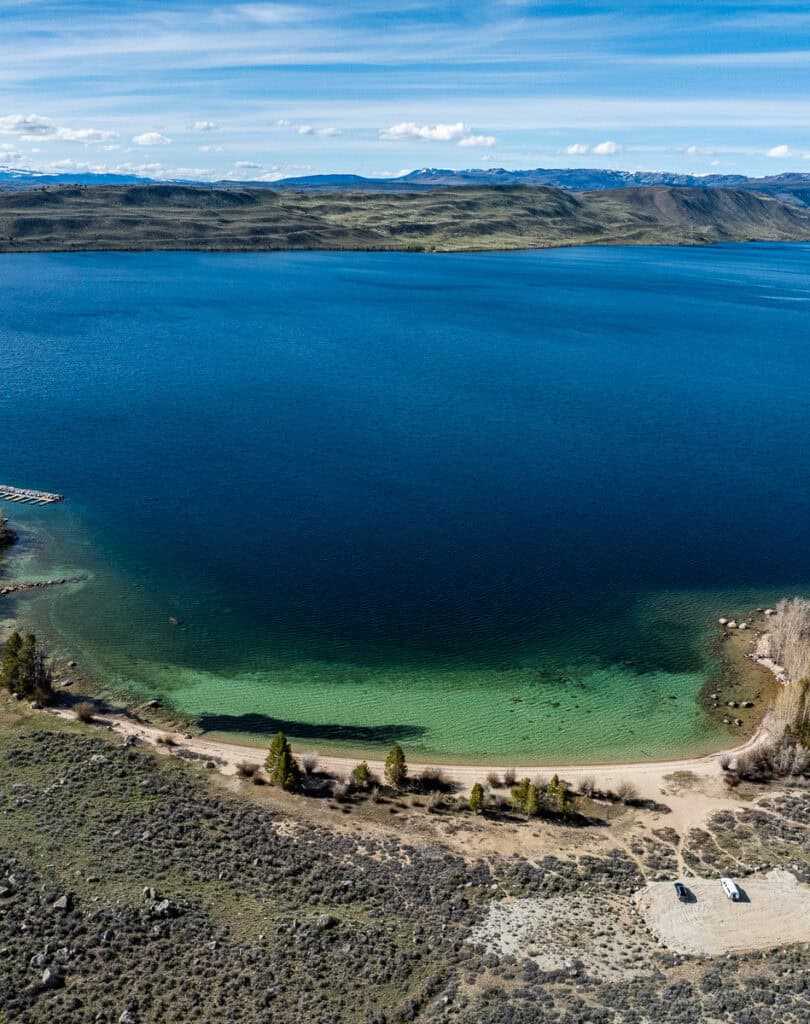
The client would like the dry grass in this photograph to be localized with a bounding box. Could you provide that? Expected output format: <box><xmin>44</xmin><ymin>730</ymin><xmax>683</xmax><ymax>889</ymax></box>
<box><xmin>770</xmin><ymin>598</ymin><xmax>810</xmax><ymax>684</ymax></box>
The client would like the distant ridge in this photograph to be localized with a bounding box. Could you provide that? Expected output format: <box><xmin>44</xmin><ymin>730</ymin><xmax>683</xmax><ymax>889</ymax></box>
<box><xmin>4</xmin><ymin>165</ymin><xmax>810</xmax><ymax>206</ymax></box>
<box><xmin>2</xmin><ymin>183</ymin><xmax>810</xmax><ymax>253</ymax></box>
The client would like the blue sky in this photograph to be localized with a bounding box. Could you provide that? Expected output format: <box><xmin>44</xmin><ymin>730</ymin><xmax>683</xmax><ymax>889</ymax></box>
<box><xmin>2</xmin><ymin>0</ymin><xmax>810</xmax><ymax>180</ymax></box>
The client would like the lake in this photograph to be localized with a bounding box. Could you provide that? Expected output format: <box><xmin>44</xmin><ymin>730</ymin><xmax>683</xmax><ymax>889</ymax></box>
<box><xmin>1</xmin><ymin>245</ymin><xmax>809</xmax><ymax>761</ymax></box>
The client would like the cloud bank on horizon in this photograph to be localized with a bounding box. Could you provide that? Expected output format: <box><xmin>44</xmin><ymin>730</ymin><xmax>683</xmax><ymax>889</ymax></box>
<box><xmin>1</xmin><ymin>0</ymin><xmax>810</xmax><ymax>182</ymax></box>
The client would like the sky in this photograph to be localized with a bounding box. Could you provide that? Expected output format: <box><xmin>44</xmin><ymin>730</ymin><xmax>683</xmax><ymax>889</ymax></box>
<box><xmin>1</xmin><ymin>0</ymin><xmax>810</xmax><ymax>181</ymax></box>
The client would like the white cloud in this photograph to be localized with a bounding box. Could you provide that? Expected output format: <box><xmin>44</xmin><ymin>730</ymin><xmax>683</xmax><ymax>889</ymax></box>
<box><xmin>457</xmin><ymin>134</ymin><xmax>495</xmax><ymax>147</ymax></box>
<box><xmin>0</xmin><ymin>113</ymin><xmax>53</xmax><ymax>136</ymax></box>
<box><xmin>297</xmin><ymin>124</ymin><xmax>341</xmax><ymax>137</ymax></box>
<box><xmin>592</xmin><ymin>140</ymin><xmax>622</xmax><ymax>155</ymax></box>
<box><xmin>380</xmin><ymin>121</ymin><xmax>468</xmax><ymax>142</ymax></box>
<box><xmin>685</xmin><ymin>144</ymin><xmax>714</xmax><ymax>155</ymax></box>
<box><xmin>193</xmin><ymin>120</ymin><xmax>218</xmax><ymax>132</ymax></box>
<box><xmin>233</xmin><ymin>160</ymin><xmax>262</xmax><ymax>168</ymax></box>
<box><xmin>565</xmin><ymin>143</ymin><xmax>589</xmax><ymax>154</ymax></box>
<box><xmin>199</xmin><ymin>144</ymin><xmax>223</xmax><ymax>152</ymax></box>
<box><xmin>275</xmin><ymin>119</ymin><xmax>292</xmax><ymax>127</ymax></box>
<box><xmin>132</xmin><ymin>132</ymin><xmax>172</xmax><ymax>146</ymax></box>
<box><xmin>55</xmin><ymin>126</ymin><xmax>117</xmax><ymax>142</ymax></box>
<box><xmin>766</xmin><ymin>144</ymin><xmax>790</xmax><ymax>158</ymax></box>
<box><xmin>0</xmin><ymin>114</ymin><xmax>115</xmax><ymax>144</ymax></box>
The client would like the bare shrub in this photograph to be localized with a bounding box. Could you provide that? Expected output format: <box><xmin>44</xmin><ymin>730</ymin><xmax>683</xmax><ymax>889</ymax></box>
<box><xmin>332</xmin><ymin>779</ymin><xmax>351</xmax><ymax>802</ymax></box>
<box><xmin>370</xmin><ymin>785</ymin><xmax>381</xmax><ymax>803</ymax></box>
<box><xmin>417</xmin><ymin>767</ymin><xmax>452</xmax><ymax>793</ymax></box>
<box><xmin>237</xmin><ymin>761</ymin><xmax>258</xmax><ymax>779</ymax></box>
<box><xmin>75</xmin><ymin>701</ymin><xmax>95</xmax><ymax>724</ymax></box>
<box><xmin>532</xmin><ymin>774</ymin><xmax>548</xmax><ymax>794</ymax></box>
<box><xmin>426</xmin><ymin>792</ymin><xmax>445</xmax><ymax>813</ymax></box>
<box><xmin>486</xmin><ymin>771</ymin><xmax>502</xmax><ymax>789</ymax></box>
<box><xmin>300</xmin><ymin>751</ymin><xmax>319</xmax><ymax>775</ymax></box>
<box><xmin>156</xmin><ymin>733</ymin><xmax>176</xmax><ymax>747</ymax></box>
<box><xmin>769</xmin><ymin>598</ymin><xmax>810</xmax><ymax>683</ymax></box>
<box><xmin>503</xmin><ymin>768</ymin><xmax>516</xmax><ymax>787</ymax></box>
<box><xmin>251</xmin><ymin>773</ymin><xmax>267</xmax><ymax>786</ymax></box>
<box><xmin>735</xmin><ymin>748</ymin><xmax>772</xmax><ymax>782</ymax></box>
<box><xmin>616</xmin><ymin>780</ymin><xmax>639</xmax><ymax>803</ymax></box>
<box><xmin>719</xmin><ymin>753</ymin><xmax>731</xmax><ymax>772</ymax></box>
<box><xmin>578</xmin><ymin>774</ymin><xmax>596</xmax><ymax>796</ymax></box>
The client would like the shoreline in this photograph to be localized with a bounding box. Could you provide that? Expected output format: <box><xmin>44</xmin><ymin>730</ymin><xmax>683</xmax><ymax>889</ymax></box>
<box><xmin>0</xmin><ymin>518</ymin><xmax>784</xmax><ymax>774</ymax></box>
<box><xmin>43</xmin><ymin>700</ymin><xmax>778</xmax><ymax>814</ymax></box>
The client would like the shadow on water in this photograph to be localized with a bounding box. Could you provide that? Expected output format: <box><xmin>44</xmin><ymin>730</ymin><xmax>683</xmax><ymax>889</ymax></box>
<box><xmin>198</xmin><ymin>711</ymin><xmax>426</xmax><ymax>745</ymax></box>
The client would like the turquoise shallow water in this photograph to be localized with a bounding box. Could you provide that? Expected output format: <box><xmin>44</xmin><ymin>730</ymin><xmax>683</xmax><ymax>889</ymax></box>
<box><xmin>1</xmin><ymin>246</ymin><xmax>809</xmax><ymax>761</ymax></box>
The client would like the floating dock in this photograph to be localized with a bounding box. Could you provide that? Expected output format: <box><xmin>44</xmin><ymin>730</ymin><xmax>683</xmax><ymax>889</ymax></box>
<box><xmin>0</xmin><ymin>485</ymin><xmax>64</xmax><ymax>506</ymax></box>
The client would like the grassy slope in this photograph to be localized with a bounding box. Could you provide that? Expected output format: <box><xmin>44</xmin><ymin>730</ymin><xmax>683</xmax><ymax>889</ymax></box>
<box><xmin>1</xmin><ymin>184</ymin><xmax>810</xmax><ymax>252</ymax></box>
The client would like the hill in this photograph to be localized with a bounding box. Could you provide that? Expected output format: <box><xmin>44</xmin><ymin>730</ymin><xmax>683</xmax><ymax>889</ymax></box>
<box><xmin>6</xmin><ymin>165</ymin><xmax>810</xmax><ymax>206</ymax></box>
<box><xmin>1</xmin><ymin>183</ymin><xmax>810</xmax><ymax>253</ymax></box>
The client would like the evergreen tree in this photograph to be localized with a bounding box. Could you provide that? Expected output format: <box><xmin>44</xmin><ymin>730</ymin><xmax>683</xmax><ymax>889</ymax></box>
<box><xmin>546</xmin><ymin>773</ymin><xmax>571</xmax><ymax>816</ymax></box>
<box><xmin>265</xmin><ymin>731</ymin><xmax>301</xmax><ymax>790</ymax></box>
<box><xmin>0</xmin><ymin>631</ymin><xmax>52</xmax><ymax>702</ymax></box>
<box><xmin>384</xmin><ymin>743</ymin><xmax>407</xmax><ymax>789</ymax></box>
<box><xmin>0</xmin><ymin>509</ymin><xmax>17</xmax><ymax>548</ymax></box>
<box><xmin>525</xmin><ymin>781</ymin><xmax>540</xmax><ymax>818</ymax></box>
<box><xmin>0</xmin><ymin>631</ymin><xmax>23</xmax><ymax>692</ymax></box>
<box><xmin>352</xmin><ymin>761</ymin><xmax>372</xmax><ymax>790</ymax></box>
<box><xmin>469</xmin><ymin>782</ymin><xmax>485</xmax><ymax>814</ymax></box>
<box><xmin>511</xmin><ymin>777</ymin><xmax>540</xmax><ymax>819</ymax></box>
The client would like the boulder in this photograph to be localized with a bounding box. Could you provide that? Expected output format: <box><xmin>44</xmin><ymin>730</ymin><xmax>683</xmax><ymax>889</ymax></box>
<box><xmin>41</xmin><ymin>967</ymin><xmax>63</xmax><ymax>990</ymax></box>
<box><xmin>51</xmin><ymin>894</ymin><xmax>72</xmax><ymax>912</ymax></box>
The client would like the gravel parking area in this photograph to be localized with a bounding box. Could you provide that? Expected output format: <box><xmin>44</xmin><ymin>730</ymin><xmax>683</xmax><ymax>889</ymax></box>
<box><xmin>635</xmin><ymin>869</ymin><xmax>810</xmax><ymax>955</ymax></box>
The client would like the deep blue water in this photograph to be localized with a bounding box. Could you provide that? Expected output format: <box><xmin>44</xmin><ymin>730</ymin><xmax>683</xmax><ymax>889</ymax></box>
<box><xmin>1</xmin><ymin>246</ymin><xmax>809</xmax><ymax>759</ymax></box>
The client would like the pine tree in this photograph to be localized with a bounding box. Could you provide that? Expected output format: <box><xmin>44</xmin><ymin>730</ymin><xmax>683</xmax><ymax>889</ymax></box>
<box><xmin>0</xmin><ymin>509</ymin><xmax>16</xmax><ymax>548</ymax></box>
<box><xmin>0</xmin><ymin>631</ymin><xmax>52</xmax><ymax>702</ymax></box>
<box><xmin>265</xmin><ymin>731</ymin><xmax>301</xmax><ymax>790</ymax></box>
<box><xmin>546</xmin><ymin>773</ymin><xmax>570</xmax><ymax>816</ymax></box>
<box><xmin>511</xmin><ymin>777</ymin><xmax>540</xmax><ymax>819</ymax></box>
<box><xmin>0</xmin><ymin>631</ymin><xmax>23</xmax><ymax>692</ymax></box>
<box><xmin>384</xmin><ymin>743</ymin><xmax>407</xmax><ymax>789</ymax></box>
<box><xmin>469</xmin><ymin>782</ymin><xmax>484</xmax><ymax>814</ymax></box>
<box><xmin>352</xmin><ymin>761</ymin><xmax>372</xmax><ymax>790</ymax></box>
